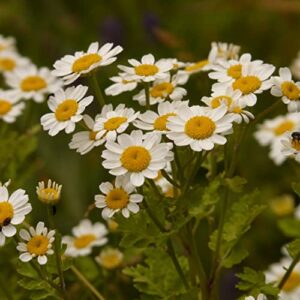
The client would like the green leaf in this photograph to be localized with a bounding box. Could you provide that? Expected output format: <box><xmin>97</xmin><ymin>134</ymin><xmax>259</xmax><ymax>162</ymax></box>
<box><xmin>278</xmin><ymin>219</ymin><xmax>300</xmax><ymax>238</ymax></box>
<box><xmin>222</xmin><ymin>246</ymin><xmax>248</xmax><ymax>268</ymax></box>
<box><xmin>292</xmin><ymin>182</ymin><xmax>300</xmax><ymax>197</ymax></box>
<box><xmin>287</xmin><ymin>239</ymin><xmax>300</xmax><ymax>258</ymax></box>
<box><xmin>224</xmin><ymin>176</ymin><xmax>247</xmax><ymax>193</ymax></box>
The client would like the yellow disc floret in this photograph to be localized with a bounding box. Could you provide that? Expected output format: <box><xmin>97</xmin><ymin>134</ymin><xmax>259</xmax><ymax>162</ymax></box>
<box><xmin>55</xmin><ymin>99</ymin><xmax>78</xmax><ymax>121</ymax></box>
<box><xmin>105</xmin><ymin>188</ymin><xmax>129</xmax><ymax>209</ymax></box>
<box><xmin>150</xmin><ymin>82</ymin><xmax>174</xmax><ymax>98</ymax></box>
<box><xmin>185</xmin><ymin>116</ymin><xmax>216</xmax><ymax>140</ymax></box>
<box><xmin>274</xmin><ymin>120</ymin><xmax>295</xmax><ymax>136</ymax></box>
<box><xmin>0</xmin><ymin>202</ymin><xmax>14</xmax><ymax>227</ymax></box>
<box><xmin>21</xmin><ymin>76</ymin><xmax>47</xmax><ymax>92</ymax></box>
<box><xmin>104</xmin><ymin>117</ymin><xmax>127</xmax><ymax>131</ymax></box>
<box><xmin>0</xmin><ymin>58</ymin><xmax>16</xmax><ymax>71</ymax></box>
<box><xmin>0</xmin><ymin>100</ymin><xmax>12</xmax><ymax>115</ymax></box>
<box><xmin>120</xmin><ymin>146</ymin><xmax>151</xmax><ymax>172</ymax></box>
<box><xmin>72</xmin><ymin>53</ymin><xmax>102</xmax><ymax>73</ymax></box>
<box><xmin>27</xmin><ymin>235</ymin><xmax>49</xmax><ymax>256</ymax></box>
<box><xmin>185</xmin><ymin>60</ymin><xmax>208</xmax><ymax>72</ymax></box>
<box><xmin>233</xmin><ymin>76</ymin><xmax>261</xmax><ymax>94</ymax></box>
<box><xmin>211</xmin><ymin>96</ymin><xmax>232</xmax><ymax>109</ymax></box>
<box><xmin>227</xmin><ymin>64</ymin><xmax>242</xmax><ymax>79</ymax></box>
<box><xmin>154</xmin><ymin>113</ymin><xmax>176</xmax><ymax>131</ymax></box>
<box><xmin>135</xmin><ymin>64</ymin><xmax>159</xmax><ymax>76</ymax></box>
<box><xmin>281</xmin><ymin>82</ymin><xmax>300</xmax><ymax>100</ymax></box>
<box><xmin>74</xmin><ymin>234</ymin><xmax>96</xmax><ymax>249</ymax></box>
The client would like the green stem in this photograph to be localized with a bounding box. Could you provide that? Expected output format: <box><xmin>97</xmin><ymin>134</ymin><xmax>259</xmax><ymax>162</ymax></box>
<box><xmin>161</xmin><ymin>170</ymin><xmax>181</xmax><ymax>188</ymax></box>
<box><xmin>174</xmin><ymin>146</ymin><xmax>184</xmax><ymax>182</ymax></box>
<box><xmin>144</xmin><ymin>83</ymin><xmax>150</xmax><ymax>110</ymax></box>
<box><xmin>88</xmin><ymin>73</ymin><xmax>106</xmax><ymax>108</ymax></box>
<box><xmin>278</xmin><ymin>251</ymin><xmax>300</xmax><ymax>290</ymax></box>
<box><xmin>47</xmin><ymin>206</ymin><xmax>66</xmax><ymax>292</ymax></box>
<box><xmin>71</xmin><ymin>266</ymin><xmax>106</xmax><ymax>300</ymax></box>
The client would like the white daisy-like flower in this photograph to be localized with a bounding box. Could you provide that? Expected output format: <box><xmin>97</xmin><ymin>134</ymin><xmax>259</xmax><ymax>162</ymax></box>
<box><xmin>52</xmin><ymin>42</ymin><xmax>123</xmax><ymax>85</ymax></box>
<box><xmin>0</xmin><ymin>51</ymin><xmax>31</xmax><ymax>74</ymax></box>
<box><xmin>210</xmin><ymin>42</ymin><xmax>241</xmax><ymax>61</ymax></box>
<box><xmin>281</xmin><ymin>132</ymin><xmax>300</xmax><ymax>163</ymax></box>
<box><xmin>62</xmin><ymin>219</ymin><xmax>108</xmax><ymax>257</ymax></box>
<box><xmin>95</xmin><ymin>248</ymin><xmax>124</xmax><ymax>269</ymax></box>
<box><xmin>0</xmin><ymin>90</ymin><xmax>25</xmax><ymax>123</ymax></box>
<box><xmin>105</xmin><ymin>73</ymin><xmax>138</xmax><ymax>96</ymax></box>
<box><xmin>265</xmin><ymin>257</ymin><xmax>300</xmax><ymax>300</ymax></box>
<box><xmin>214</xmin><ymin>62</ymin><xmax>275</xmax><ymax>106</ymax></box>
<box><xmin>245</xmin><ymin>294</ymin><xmax>266</xmax><ymax>300</ymax></box>
<box><xmin>93</xmin><ymin>103</ymin><xmax>139</xmax><ymax>144</ymax></box>
<box><xmin>167</xmin><ymin>105</ymin><xmax>233</xmax><ymax>152</ymax></box>
<box><xmin>157</xmin><ymin>58</ymin><xmax>187</xmax><ymax>70</ymax></box>
<box><xmin>36</xmin><ymin>179</ymin><xmax>62</xmax><ymax>205</ymax></box>
<box><xmin>0</xmin><ymin>35</ymin><xmax>16</xmax><ymax>53</ymax></box>
<box><xmin>134</xmin><ymin>100</ymin><xmax>189</xmax><ymax>133</ymax></box>
<box><xmin>95</xmin><ymin>175</ymin><xmax>143</xmax><ymax>219</ymax></box>
<box><xmin>17</xmin><ymin>222</ymin><xmax>55</xmax><ymax>265</ymax></box>
<box><xmin>102</xmin><ymin>130</ymin><xmax>174</xmax><ymax>187</ymax></box>
<box><xmin>133</xmin><ymin>74</ymin><xmax>187</xmax><ymax>106</ymax></box>
<box><xmin>5</xmin><ymin>65</ymin><xmax>62</xmax><ymax>103</ymax></box>
<box><xmin>271</xmin><ymin>67</ymin><xmax>300</xmax><ymax>112</ymax></box>
<box><xmin>69</xmin><ymin>114</ymin><xmax>104</xmax><ymax>155</ymax></box>
<box><xmin>40</xmin><ymin>85</ymin><xmax>93</xmax><ymax>136</ymax></box>
<box><xmin>0</xmin><ymin>185</ymin><xmax>32</xmax><ymax>246</ymax></box>
<box><xmin>118</xmin><ymin>54</ymin><xmax>173</xmax><ymax>83</ymax></box>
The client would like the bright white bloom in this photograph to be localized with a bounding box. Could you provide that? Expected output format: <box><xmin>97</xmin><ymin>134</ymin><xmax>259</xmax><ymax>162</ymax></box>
<box><xmin>208</xmin><ymin>53</ymin><xmax>262</xmax><ymax>84</ymax></box>
<box><xmin>5</xmin><ymin>65</ymin><xmax>62</xmax><ymax>103</ymax></box>
<box><xmin>245</xmin><ymin>294</ymin><xmax>266</xmax><ymax>300</ymax></box>
<box><xmin>95</xmin><ymin>248</ymin><xmax>124</xmax><ymax>269</ymax></box>
<box><xmin>0</xmin><ymin>51</ymin><xmax>31</xmax><ymax>73</ymax></box>
<box><xmin>95</xmin><ymin>175</ymin><xmax>143</xmax><ymax>219</ymax></box>
<box><xmin>134</xmin><ymin>101</ymin><xmax>189</xmax><ymax>133</ymax></box>
<box><xmin>214</xmin><ymin>63</ymin><xmax>275</xmax><ymax>106</ymax></box>
<box><xmin>133</xmin><ymin>74</ymin><xmax>187</xmax><ymax>106</ymax></box>
<box><xmin>105</xmin><ymin>73</ymin><xmax>138</xmax><ymax>96</ymax></box>
<box><xmin>0</xmin><ymin>35</ymin><xmax>16</xmax><ymax>53</ymax></box>
<box><xmin>281</xmin><ymin>132</ymin><xmax>300</xmax><ymax>163</ymax></box>
<box><xmin>40</xmin><ymin>85</ymin><xmax>93</xmax><ymax>136</ymax></box>
<box><xmin>102</xmin><ymin>130</ymin><xmax>174</xmax><ymax>187</ymax></box>
<box><xmin>69</xmin><ymin>114</ymin><xmax>104</xmax><ymax>155</ymax></box>
<box><xmin>93</xmin><ymin>104</ymin><xmax>139</xmax><ymax>143</ymax></box>
<box><xmin>0</xmin><ymin>90</ymin><xmax>25</xmax><ymax>123</ymax></box>
<box><xmin>265</xmin><ymin>257</ymin><xmax>300</xmax><ymax>300</ymax></box>
<box><xmin>17</xmin><ymin>222</ymin><xmax>55</xmax><ymax>265</ymax></box>
<box><xmin>167</xmin><ymin>105</ymin><xmax>233</xmax><ymax>152</ymax></box>
<box><xmin>53</xmin><ymin>42</ymin><xmax>123</xmax><ymax>85</ymax></box>
<box><xmin>157</xmin><ymin>58</ymin><xmax>187</xmax><ymax>70</ymax></box>
<box><xmin>271</xmin><ymin>67</ymin><xmax>300</xmax><ymax>112</ymax></box>
<box><xmin>36</xmin><ymin>179</ymin><xmax>62</xmax><ymax>205</ymax></box>
<box><xmin>63</xmin><ymin>219</ymin><xmax>108</xmax><ymax>257</ymax></box>
<box><xmin>118</xmin><ymin>54</ymin><xmax>173</xmax><ymax>82</ymax></box>
<box><xmin>0</xmin><ymin>185</ymin><xmax>32</xmax><ymax>246</ymax></box>
<box><xmin>210</xmin><ymin>42</ymin><xmax>241</xmax><ymax>61</ymax></box>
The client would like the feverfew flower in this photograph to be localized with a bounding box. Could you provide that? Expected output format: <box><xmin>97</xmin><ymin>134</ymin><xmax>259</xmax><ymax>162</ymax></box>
<box><xmin>105</xmin><ymin>73</ymin><xmax>138</xmax><ymax>96</ymax></box>
<box><xmin>0</xmin><ymin>51</ymin><xmax>31</xmax><ymax>74</ymax></box>
<box><xmin>271</xmin><ymin>67</ymin><xmax>300</xmax><ymax>112</ymax></box>
<box><xmin>0</xmin><ymin>185</ymin><xmax>32</xmax><ymax>246</ymax></box>
<box><xmin>95</xmin><ymin>248</ymin><xmax>124</xmax><ymax>270</ymax></box>
<box><xmin>133</xmin><ymin>74</ymin><xmax>187</xmax><ymax>106</ymax></box>
<box><xmin>0</xmin><ymin>35</ymin><xmax>16</xmax><ymax>53</ymax></box>
<box><xmin>40</xmin><ymin>85</ymin><xmax>93</xmax><ymax>136</ymax></box>
<box><xmin>63</xmin><ymin>219</ymin><xmax>108</xmax><ymax>257</ymax></box>
<box><xmin>118</xmin><ymin>54</ymin><xmax>173</xmax><ymax>82</ymax></box>
<box><xmin>282</xmin><ymin>132</ymin><xmax>300</xmax><ymax>163</ymax></box>
<box><xmin>36</xmin><ymin>179</ymin><xmax>62</xmax><ymax>205</ymax></box>
<box><xmin>102</xmin><ymin>130</ymin><xmax>174</xmax><ymax>187</ymax></box>
<box><xmin>265</xmin><ymin>257</ymin><xmax>300</xmax><ymax>300</ymax></box>
<box><xmin>5</xmin><ymin>65</ymin><xmax>62</xmax><ymax>103</ymax></box>
<box><xmin>95</xmin><ymin>175</ymin><xmax>143</xmax><ymax>219</ymax></box>
<box><xmin>167</xmin><ymin>105</ymin><xmax>233</xmax><ymax>152</ymax></box>
<box><xmin>53</xmin><ymin>42</ymin><xmax>123</xmax><ymax>85</ymax></box>
<box><xmin>0</xmin><ymin>90</ymin><xmax>25</xmax><ymax>123</ymax></box>
<box><xmin>93</xmin><ymin>104</ymin><xmax>139</xmax><ymax>143</ymax></box>
<box><xmin>17</xmin><ymin>222</ymin><xmax>55</xmax><ymax>265</ymax></box>
<box><xmin>134</xmin><ymin>101</ymin><xmax>189</xmax><ymax>133</ymax></box>
<box><xmin>210</xmin><ymin>42</ymin><xmax>241</xmax><ymax>61</ymax></box>
<box><xmin>69</xmin><ymin>114</ymin><xmax>104</xmax><ymax>155</ymax></box>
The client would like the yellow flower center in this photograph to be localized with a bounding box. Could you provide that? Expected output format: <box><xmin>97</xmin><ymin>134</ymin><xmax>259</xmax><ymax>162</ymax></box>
<box><xmin>292</xmin><ymin>139</ymin><xmax>300</xmax><ymax>151</ymax></box>
<box><xmin>211</xmin><ymin>96</ymin><xmax>232</xmax><ymax>109</ymax></box>
<box><xmin>0</xmin><ymin>202</ymin><xmax>14</xmax><ymax>227</ymax></box>
<box><xmin>99</xmin><ymin>252</ymin><xmax>122</xmax><ymax>269</ymax></box>
<box><xmin>105</xmin><ymin>188</ymin><xmax>129</xmax><ymax>209</ymax></box>
<box><xmin>0</xmin><ymin>58</ymin><xmax>16</xmax><ymax>71</ymax></box>
<box><xmin>150</xmin><ymin>82</ymin><xmax>174</xmax><ymax>98</ymax></box>
<box><xmin>0</xmin><ymin>100</ymin><xmax>12</xmax><ymax>115</ymax></box>
<box><xmin>185</xmin><ymin>60</ymin><xmax>208</xmax><ymax>72</ymax></box>
<box><xmin>72</xmin><ymin>53</ymin><xmax>102</xmax><ymax>73</ymax></box>
<box><xmin>74</xmin><ymin>234</ymin><xmax>96</xmax><ymax>249</ymax></box>
<box><xmin>120</xmin><ymin>146</ymin><xmax>151</xmax><ymax>172</ymax></box>
<box><xmin>185</xmin><ymin>116</ymin><xmax>216</xmax><ymax>140</ymax></box>
<box><xmin>271</xmin><ymin>195</ymin><xmax>294</xmax><ymax>217</ymax></box>
<box><xmin>232</xmin><ymin>106</ymin><xmax>242</xmax><ymax>114</ymax></box>
<box><xmin>227</xmin><ymin>64</ymin><xmax>242</xmax><ymax>79</ymax></box>
<box><xmin>27</xmin><ymin>235</ymin><xmax>49</xmax><ymax>256</ymax></box>
<box><xmin>154</xmin><ymin>113</ymin><xmax>176</xmax><ymax>131</ymax></box>
<box><xmin>103</xmin><ymin>117</ymin><xmax>127</xmax><ymax>131</ymax></box>
<box><xmin>21</xmin><ymin>76</ymin><xmax>47</xmax><ymax>92</ymax></box>
<box><xmin>89</xmin><ymin>131</ymin><xmax>98</xmax><ymax>140</ymax></box>
<box><xmin>134</xmin><ymin>64</ymin><xmax>159</xmax><ymax>76</ymax></box>
<box><xmin>55</xmin><ymin>99</ymin><xmax>78</xmax><ymax>121</ymax></box>
<box><xmin>281</xmin><ymin>82</ymin><xmax>300</xmax><ymax>100</ymax></box>
<box><xmin>233</xmin><ymin>76</ymin><xmax>261</xmax><ymax>94</ymax></box>
<box><xmin>282</xmin><ymin>272</ymin><xmax>300</xmax><ymax>292</ymax></box>
<box><xmin>274</xmin><ymin>120</ymin><xmax>295</xmax><ymax>136</ymax></box>
<box><xmin>39</xmin><ymin>188</ymin><xmax>59</xmax><ymax>201</ymax></box>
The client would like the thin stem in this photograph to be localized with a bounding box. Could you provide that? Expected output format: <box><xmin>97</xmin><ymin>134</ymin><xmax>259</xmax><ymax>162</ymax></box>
<box><xmin>47</xmin><ymin>206</ymin><xmax>66</xmax><ymax>292</ymax></box>
<box><xmin>161</xmin><ymin>169</ymin><xmax>181</xmax><ymax>188</ymax></box>
<box><xmin>144</xmin><ymin>82</ymin><xmax>150</xmax><ymax>110</ymax></box>
<box><xmin>174</xmin><ymin>146</ymin><xmax>184</xmax><ymax>182</ymax></box>
<box><xmin>71</xmin><ymin>266</ymin><xmax>106</xmax><ymax>300</ymax></box>
<box><xmin>88</xmin><ymin>73</ymin><xmax>106</xmax><ymax>108</ymax></box>
<box><xmin>278</xmin><ymin>252</ymin><xmax>300</xmax><ymax>290</ymax></box>
<box><xmin>143</xmin><ymin>197</ymin><xmax>166</xmax><ymax>232</ymax></box>
<box><xmin>147</xmin><ymin>179</ymin><xmax>164</xmax><ymax>200</ymax></box>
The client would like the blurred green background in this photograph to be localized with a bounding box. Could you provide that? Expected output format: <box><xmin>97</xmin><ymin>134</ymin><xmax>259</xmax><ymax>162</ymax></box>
<box><xmin>1</xmin><ymin>0</ymin><xmax>300</xmax><ymax>298</ymax></box>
